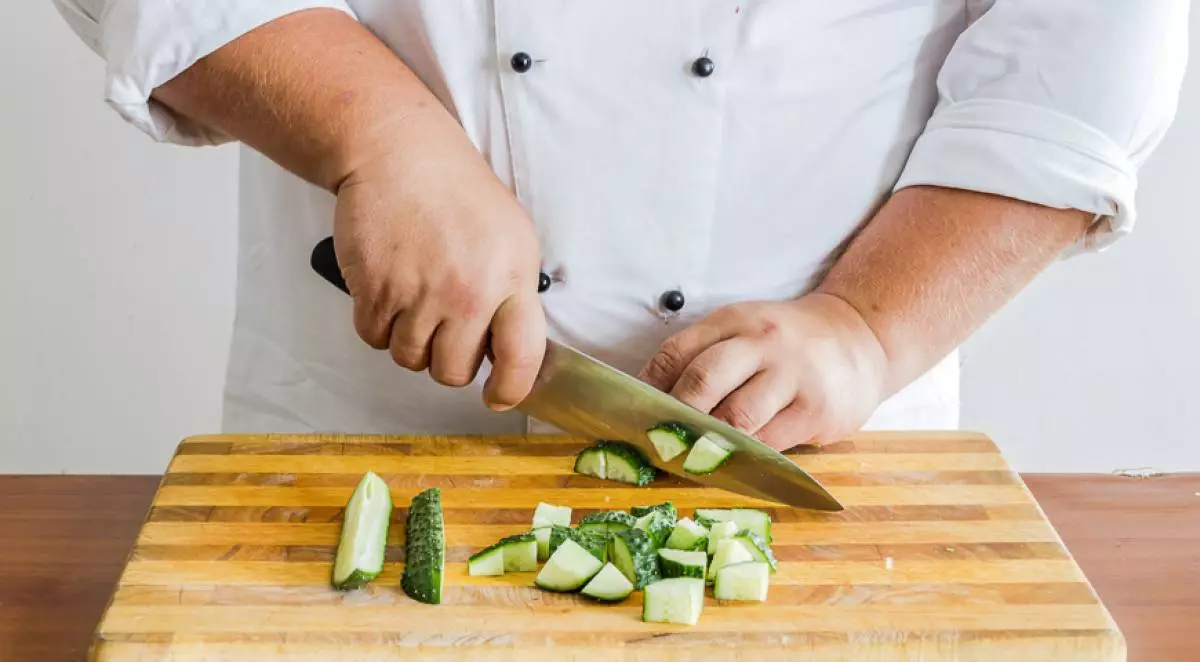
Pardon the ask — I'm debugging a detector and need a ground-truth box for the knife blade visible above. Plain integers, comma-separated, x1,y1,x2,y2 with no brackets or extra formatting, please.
310,237,843,511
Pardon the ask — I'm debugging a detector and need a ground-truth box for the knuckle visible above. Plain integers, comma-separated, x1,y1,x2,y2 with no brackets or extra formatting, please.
675,363,715,401
645,341,686,382
432,369,474,388
716,400,762,432
389,339,428,371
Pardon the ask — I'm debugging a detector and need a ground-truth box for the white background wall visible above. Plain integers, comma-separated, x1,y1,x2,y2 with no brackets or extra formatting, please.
1,3,1196,474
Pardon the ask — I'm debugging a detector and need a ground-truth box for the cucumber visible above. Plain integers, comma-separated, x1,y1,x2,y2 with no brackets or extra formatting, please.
533,527,552,562
548,525,608,562
634,510,674,550
331,471,392,590
646,422,697,462
642,578,705,626
682,432,734,475
665,517,708,551
573,445,608,479
535,538,604,592
532,502,572,528
714,561,770,602
578,510,637,536
400,487,444,604
657,548,707,579
580,562,635,602
575,441,656,486
733,531,778,573
695,508,773,543
707,538,753,582
608,528,661,589
706,520,740,555
467,532,537,577
629,501,677,522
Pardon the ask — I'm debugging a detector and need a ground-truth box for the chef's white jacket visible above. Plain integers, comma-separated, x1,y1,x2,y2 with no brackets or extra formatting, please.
53,0,1189,438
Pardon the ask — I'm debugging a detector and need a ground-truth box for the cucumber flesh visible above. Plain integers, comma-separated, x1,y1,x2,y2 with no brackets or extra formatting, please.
629,501,677,522
695,508,773,543
733,531,778,573
503,537,539,572
467,546,505,577
657,548,707,579
573,446,607,480
706,520,740,555
535,538,604,592
400,487,444,604
609,528,661,589
597,441,657,486
331,471,392,590
665,517,708,551
682,433,734,475
534,527,552,562
646,422,696,463
642,578,705,626
532,502,572,529
549,525,609,562
714,561,770,601
580,562,635,602
634,510,674,550
707,537,753,582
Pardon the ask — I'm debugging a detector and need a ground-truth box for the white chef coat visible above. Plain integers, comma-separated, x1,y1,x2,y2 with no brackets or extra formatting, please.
54,0,1189,438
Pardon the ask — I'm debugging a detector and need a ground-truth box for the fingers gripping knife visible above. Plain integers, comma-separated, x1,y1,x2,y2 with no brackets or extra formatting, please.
310,237,842,510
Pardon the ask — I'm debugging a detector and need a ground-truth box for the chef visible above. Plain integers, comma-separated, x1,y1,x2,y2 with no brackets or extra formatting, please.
53,1,1187,449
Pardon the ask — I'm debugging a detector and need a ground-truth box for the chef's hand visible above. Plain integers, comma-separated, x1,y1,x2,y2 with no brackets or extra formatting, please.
331,111,546,411
638,293,888,450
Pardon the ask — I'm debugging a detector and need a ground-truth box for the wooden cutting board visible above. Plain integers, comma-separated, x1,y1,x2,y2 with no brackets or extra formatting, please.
90,432,1123,661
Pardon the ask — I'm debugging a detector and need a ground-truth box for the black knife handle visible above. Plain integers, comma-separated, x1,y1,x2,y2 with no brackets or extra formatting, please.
311,236,350,295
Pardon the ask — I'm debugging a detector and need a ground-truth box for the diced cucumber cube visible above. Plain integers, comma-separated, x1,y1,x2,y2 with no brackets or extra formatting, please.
642,578,705,626
548,525,608,562
657,548,707,579
609,528,661,589
534,527,552,562
634,510,674,550
733,531,777,573
467,546,505,577
629,501,677,522
535,539,604,592
580,562,635,602
532,502,572,529
714,561,770,602
707,537,753,582
694,508,773,543
578,511,637,536
706,520,739,555
575,441,656,486
682,433,733,475
665,517,708,551
646,422,697,463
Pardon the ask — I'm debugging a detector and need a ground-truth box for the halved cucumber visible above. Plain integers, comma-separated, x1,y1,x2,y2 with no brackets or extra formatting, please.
665,517,708,551
578,510,637,536
642,578,705,626
609,528,661,589
548,525,608,562
575,441,657,486
629,501,677,522
400,487,444,604
634,510,674,550
532,502,572,529
535,538,604,592
733,531,778,573
657,548,707,579
695,508,773,543
682,432,734,475
533,527,552,562
646,422,697,463
331,471,392,590
707,537,753,582
714,561,770,602
706,520,739,555
580,562,635,602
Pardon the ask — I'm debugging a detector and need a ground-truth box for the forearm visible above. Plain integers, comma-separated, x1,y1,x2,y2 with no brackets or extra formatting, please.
152,8,451,193
816,185,1092,396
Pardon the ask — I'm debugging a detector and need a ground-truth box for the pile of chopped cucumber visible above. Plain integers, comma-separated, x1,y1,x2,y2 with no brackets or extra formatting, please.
574,423,736,486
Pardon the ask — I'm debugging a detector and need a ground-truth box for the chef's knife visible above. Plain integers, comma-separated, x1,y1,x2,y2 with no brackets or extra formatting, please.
310,237,843,511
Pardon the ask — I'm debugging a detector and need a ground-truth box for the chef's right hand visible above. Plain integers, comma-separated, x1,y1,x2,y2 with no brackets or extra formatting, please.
330,110,547,411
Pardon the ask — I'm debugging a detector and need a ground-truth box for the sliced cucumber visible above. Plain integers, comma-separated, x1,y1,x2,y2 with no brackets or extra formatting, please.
532,502,573,529
657,548,707,579
629,501,677,522
573,445,607,479
642,578,705,626
714,561,770,602
706,520,740,555
599,441,658,486
400,487,444,604
634,510,674,550
580,562,635,602
609,528,661,589
646,422,697,463
467,532,537,576
466,545,505,577
533,527,552,562
707,537,754,582
665,517,708,551
682,432,734,475
733,531,778,573
548,524,608,562
331,471,392,590
535,538,604,592
578,510,637,536
695,508,773,543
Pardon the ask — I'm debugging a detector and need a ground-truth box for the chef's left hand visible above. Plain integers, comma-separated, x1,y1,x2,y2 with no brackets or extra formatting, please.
638,293,889,450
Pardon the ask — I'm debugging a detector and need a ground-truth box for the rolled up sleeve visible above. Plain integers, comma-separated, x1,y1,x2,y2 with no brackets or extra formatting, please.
52,0,357,146
895,0,1190,254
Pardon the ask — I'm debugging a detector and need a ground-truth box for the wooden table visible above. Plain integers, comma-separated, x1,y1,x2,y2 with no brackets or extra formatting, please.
0,474,1195,662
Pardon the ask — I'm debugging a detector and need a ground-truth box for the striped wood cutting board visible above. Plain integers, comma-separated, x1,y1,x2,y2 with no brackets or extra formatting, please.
90,432,1123,661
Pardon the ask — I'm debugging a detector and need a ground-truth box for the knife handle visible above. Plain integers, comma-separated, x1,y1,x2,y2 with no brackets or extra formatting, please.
311,236,350,295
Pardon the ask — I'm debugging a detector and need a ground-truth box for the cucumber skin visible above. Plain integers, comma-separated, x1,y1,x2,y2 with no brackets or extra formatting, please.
734,531,778,573
635,510,674,550
646,422,697,462
467,532,536,563
578,511,637,535
548,525,609,562
593,441,657,486
609,528,661,590
630,501,678,522
400,487,444,605
657,549,706,579
695,508,773,543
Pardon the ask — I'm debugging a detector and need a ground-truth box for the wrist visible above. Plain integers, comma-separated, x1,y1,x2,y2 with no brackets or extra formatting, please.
802,290,895,398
